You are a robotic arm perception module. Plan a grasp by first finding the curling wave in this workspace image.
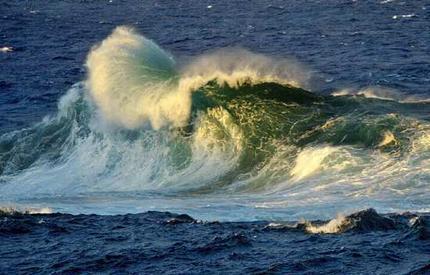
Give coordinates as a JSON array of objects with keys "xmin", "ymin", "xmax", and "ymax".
[{"xmin": 0, "ymin": 26, "xmax": 430, "ymax": 220}]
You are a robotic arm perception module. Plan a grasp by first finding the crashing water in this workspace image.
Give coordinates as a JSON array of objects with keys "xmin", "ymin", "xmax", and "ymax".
[
  {"xmin": 2, "ymin": 0, "xmax": 430, "ymax": 273},
  {"xmin": 1, "ymin": 27, "xmax": 430, "ymax": 221}
]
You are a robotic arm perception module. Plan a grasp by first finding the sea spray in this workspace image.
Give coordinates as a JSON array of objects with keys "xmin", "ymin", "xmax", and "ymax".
[{"xmin": 0, "ymin": 27, "xmax": 430, "ymax": 220}]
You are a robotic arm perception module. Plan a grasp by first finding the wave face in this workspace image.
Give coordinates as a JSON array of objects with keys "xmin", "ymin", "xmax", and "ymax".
[{"xmin": 1, "ymin": 27, "xmax": 430, "ymax": 221}]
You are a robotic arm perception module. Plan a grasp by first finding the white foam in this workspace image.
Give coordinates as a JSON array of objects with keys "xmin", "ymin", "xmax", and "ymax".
[
  {"xmin": 305, "ymin": 215, "xmax": 350, "ymax": 234},
  {"xmin": 377, "ymin": 131, "xmax": 396, "ymax": 147},
  {"xmin": 290, "ymin": 146, "xmax": 339, "ymax": 181},
  {"xmin": 86, "ymin": 26, "xmax": 311, "ymax": 130},
  {"xmin": 392, "ymin": 14, "xmax": 416, "ymax": 19},
  {"xmin": 0, "ymin": 46, "xmax": 13, "ymax": 53},
  {"xmin": 179, "ymin": 47, "xmax": 311, "ymax": 93},
  {"xmin": 0, "ymin": 206, "xmax": 53, "ymax": 215},
  {"xmin": 86, "ymin": 26, "xmax": 191, "ymax": 130},
  {"xmin": 332, "ymin": 86, "xmax": 430, "ymax": 103},
  {"xmin": 1, "ymin": 26, "xmax": 430, "ymax": 221}
]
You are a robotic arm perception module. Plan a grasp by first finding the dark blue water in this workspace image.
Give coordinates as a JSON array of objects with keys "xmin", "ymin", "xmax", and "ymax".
[
  {"xmin": 0, "ymin": 209, "xmax": 429, "ymax": 274},
  {"xmin": 1, "ymin": 0, "xmax": 430, "ymax": 273}
]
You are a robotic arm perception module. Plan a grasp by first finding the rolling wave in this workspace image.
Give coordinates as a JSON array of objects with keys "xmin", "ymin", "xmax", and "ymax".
[{"xmin": 0, "ymin": 26, "xmax": 430, "ymax": 220}]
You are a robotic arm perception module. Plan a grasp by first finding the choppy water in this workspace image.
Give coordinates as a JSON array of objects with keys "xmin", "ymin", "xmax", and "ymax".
[
  {"xmin": 1, "ymin": 0, "xmax": 430, "ymax": 273},
  {"xmin": 0, "ymin": 209, "xmax": 429, "ymax": 274}
]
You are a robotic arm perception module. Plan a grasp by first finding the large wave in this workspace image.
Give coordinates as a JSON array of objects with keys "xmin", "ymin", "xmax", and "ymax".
[
  {"xmin": 86, "ymin": 27, "xmax": 311, "ymax": 130},
  {"xmin": 1, "ymin": 26, "xmax": 429, "ymax": 220}
]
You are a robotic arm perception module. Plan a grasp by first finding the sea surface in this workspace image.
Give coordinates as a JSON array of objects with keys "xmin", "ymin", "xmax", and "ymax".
[{"xmin": 1, "ymin": 0, "xmax": 430, "ymax": 273}]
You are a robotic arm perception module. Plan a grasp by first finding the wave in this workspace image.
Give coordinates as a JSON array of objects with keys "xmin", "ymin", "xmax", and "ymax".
[
  {"xmin": 2, "ymin": 207, "xmax": 428, "ymax": 238},
  {"xmin": 0, "ymin": 206, "xmax": 53, "ymax": 215},
  {"xmin": 1, "ymin": 26, "xmax": 430, "ymax": 219},
  {"xmin": 86, "ymin": 27, "xmax": 189, "ymax": 130},
  {"xmin": 332, "ymin": 86, "xmax": 430, "ymax": 103},
  {"xmin": 267, "ymin": 208, "xmax": 430, "ymax": 238},
  {"xmin": 86, "ymin": 27, "xmax": 312, "ymax": 130},
  {"xmin": 1, "ymin": 208, "xmax": 428, "ymax": 274}
]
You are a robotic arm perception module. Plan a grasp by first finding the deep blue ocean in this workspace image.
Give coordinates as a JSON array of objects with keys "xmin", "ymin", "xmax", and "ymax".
[{"xmin": 1, "ymin": 0, "xmax": 430, "ymax": 273}]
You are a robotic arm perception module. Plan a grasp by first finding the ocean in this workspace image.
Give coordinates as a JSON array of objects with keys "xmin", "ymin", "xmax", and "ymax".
[{"xmin": 1, "ymin": 0, "xmax": 429, "ymax": 273}]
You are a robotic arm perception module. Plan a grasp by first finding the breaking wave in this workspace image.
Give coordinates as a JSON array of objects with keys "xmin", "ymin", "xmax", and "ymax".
[
  {"xmin": 86, "ymin": 27, "xmax": 311, "ymax": 130},
  {"xmin": 267, "ymin": 208, "xmax": 430, "ymax": 238},
  {"xmin": 1, "ymin": 26, "xmax": 430, "ymax": 220},
  {"xmin": 332, "ymin": 86, "xmax": 430, "ymax": 103}
]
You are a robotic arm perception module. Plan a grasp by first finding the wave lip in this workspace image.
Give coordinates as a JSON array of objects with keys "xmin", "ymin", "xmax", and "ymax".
[
  {"xmin": 178, "ymin": 47, "xmax": 312, "ymax": 93},
  {"xmin": 86, "ymin": 26, "xmax": 191, "ymax": 130},
  {"xmin": 316, "ymin": 209, "xmax": 393, "ymax": 233},
  {"xmin": 86, "ymin": 26, "xmax": 313, "ymax": 130},
  {"xmin": 305, "ymin": 209, "xmax": 396, "ymax": 234}
]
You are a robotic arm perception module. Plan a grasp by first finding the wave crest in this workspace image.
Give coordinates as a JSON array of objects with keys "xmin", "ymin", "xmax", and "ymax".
[
  {"xmin": 86, "ymin": 26, "xmax": 191, "ymax": 130},
  {"xmin": 332, "ymin": 86, "xmax": 430, "ymax": 103},
  {"xmin": 86, "ymin": 27, "xmax": 312, "ymax": 130},
  {"xmin": 178, "ymin": 47, "xmax": 311, "ymax": 93}
]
